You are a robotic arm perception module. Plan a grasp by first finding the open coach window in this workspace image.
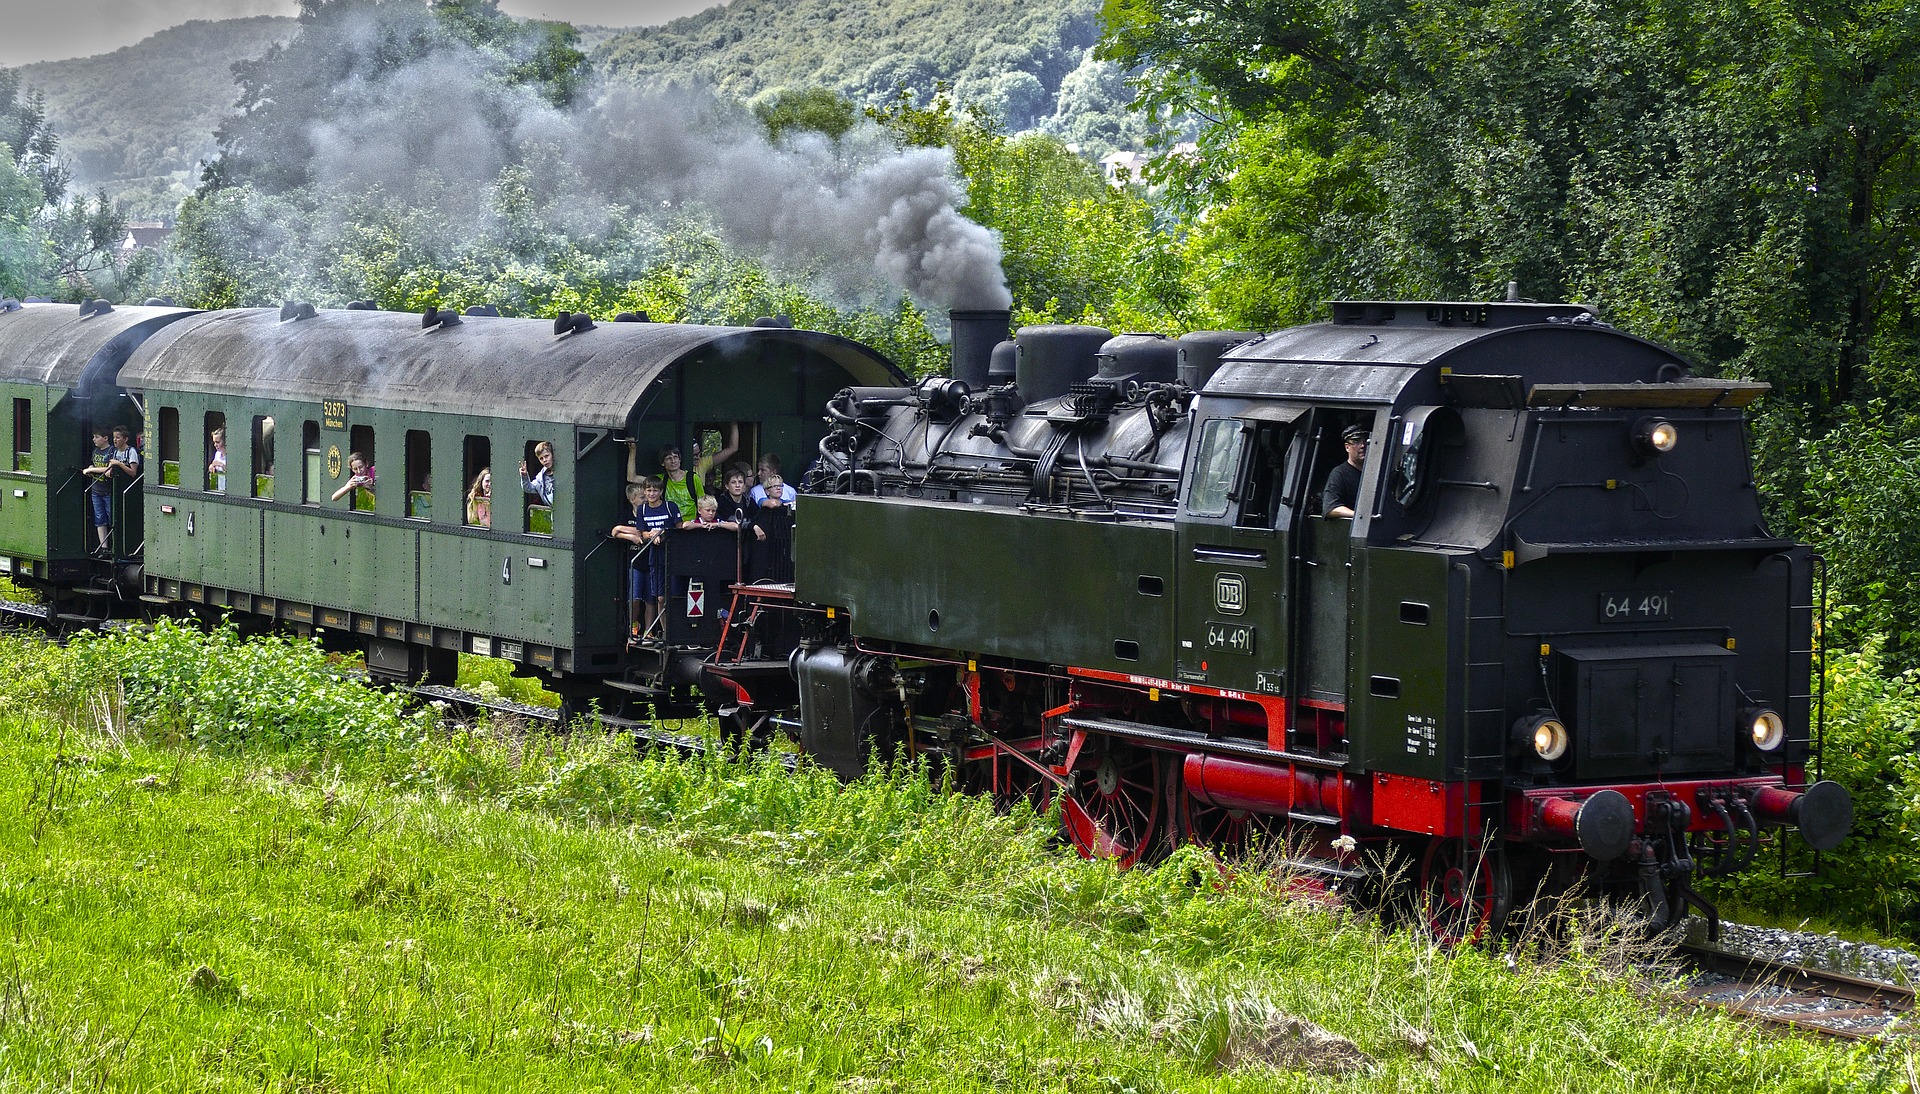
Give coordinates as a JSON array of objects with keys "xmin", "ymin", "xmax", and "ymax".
[
  {"xmin": 252, "ymin": 416, "xmax": 274, "ymax": 500},
  {"xmin": 347, "ymin": 424, "xmax": 376, "ymax": 512},
  {"xmin": 302, "ymin": 421, "xmax": 321, "ymax": 504},
  {"xmin": 156, "ymin": 406, "xmax": 179, "ymax": 486},
  {"xmin": 406, "ymin": 429, "xmax": 430, "ymax": 520},
  {"xmin": 205, "ymin": 410, "xmax": 226, "ymax": 492},
  {"xmin": 12, "ymin": 397, "xmax": 30, "ymax": 472},
  {"xmin": 524, "ymin": 438, "xmax": 555, "ymax": 535},
  {"xmin": 463, "ymin": 435, "xmax": 491, "ymax": 528}
]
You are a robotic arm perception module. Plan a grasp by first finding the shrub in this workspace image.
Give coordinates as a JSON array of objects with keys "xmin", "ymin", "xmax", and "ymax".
[{"xmin": 1713, "ymin": 635, "xmax": 1920, "ymax": 937}]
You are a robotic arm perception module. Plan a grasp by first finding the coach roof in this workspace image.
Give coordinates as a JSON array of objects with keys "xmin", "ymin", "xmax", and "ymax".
[
  {"xmin": 120, "ymin": 308, "xmax": 908, "ymax": 427},
  {"xmin": 0, "ymin": 302, "xmax": 196, "ymax": 398}
]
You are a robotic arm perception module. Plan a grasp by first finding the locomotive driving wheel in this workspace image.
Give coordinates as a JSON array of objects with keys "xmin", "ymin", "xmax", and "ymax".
[
  {"xmin": 1059, "ymin": 745, "xmax": 1164, "ymax": 867},
  {"xmin": 1417, "ymin": 837, "xmax": 1512, "ymax": 946}
]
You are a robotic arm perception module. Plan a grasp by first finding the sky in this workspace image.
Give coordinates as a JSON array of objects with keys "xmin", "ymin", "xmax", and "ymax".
[{"xmin": 0, "ymin": 0, "xmax": 719, "ymax": 67}]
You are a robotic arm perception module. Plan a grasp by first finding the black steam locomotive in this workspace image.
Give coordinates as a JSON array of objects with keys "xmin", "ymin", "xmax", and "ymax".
[{"xmin": 708, "ymin": 300, "xmax": 1852, "ymax": 938}]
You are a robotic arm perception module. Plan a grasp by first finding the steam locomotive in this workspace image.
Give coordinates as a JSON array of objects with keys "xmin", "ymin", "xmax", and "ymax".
[
  {"xmin": 713, "ymin": 300, "xmax": 1853, "ymax": 938},
  {"xmin": 0, "ymin": 294, "xmax": 1850, "ymax": 937}
]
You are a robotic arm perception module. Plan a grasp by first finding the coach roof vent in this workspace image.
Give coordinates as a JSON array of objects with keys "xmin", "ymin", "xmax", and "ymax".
[
  {"xmin": 143, "ymin": 296, "xmax": 175, "ymax": 307},
  {"xmin": 345, "ymin": 299, "xmax": 379, "ymax": 310},
  {"xmin": 278, "ymin": 301, "xmax": 318, "ymax": 322},
  {"xmin": 421, "ymin": 306, "xmax": 463, "ymax": 330},
  {"xmin": 0, "ymin": 298, "xmax": 20, "ymax": 314},
  {"xmin": 463, "ymin": 304, "xmax": 500, "ymax": 317},
  {"xmin": 614, "ymin": 310, "xmax": 650, "ymax": 323},
  {"xmin": 752, "ymin": 314, "xmax": 794, "ymax": 328},
  {"xmin": 553, "ymin": 311, "xmax": 595, "ymax": 337},
  {"xmin": 79, "ymin": 299, "xmax": 114, "ymax": 318}
]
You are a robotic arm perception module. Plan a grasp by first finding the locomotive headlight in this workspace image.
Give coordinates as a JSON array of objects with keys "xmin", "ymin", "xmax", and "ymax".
[
  {"xmin": 1633, "ymin": 417, "xmax": 1679, "ymax": 455},
  {"xmin": 1747, "ymin": 707, "xmax": 1786, "ymax": 752},
  {"xmin": 1527, "ymin": 716, "xmax": 1570, "ymax": 762}
]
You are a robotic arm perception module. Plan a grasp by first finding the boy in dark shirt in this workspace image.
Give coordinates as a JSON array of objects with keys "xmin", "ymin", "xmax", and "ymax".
[
  {"xmin": 80, "ymin": 429, "xmax": 113, "ymax": 556},
  {"xmin": 611, "ymin": 477, "xmax": 680, "ymax": 643}
]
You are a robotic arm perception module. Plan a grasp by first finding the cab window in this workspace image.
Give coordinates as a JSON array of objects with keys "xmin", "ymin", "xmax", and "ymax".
[{"xmin": 1186, "ymin": 419, "xmax": 1244, "ymax": 518}]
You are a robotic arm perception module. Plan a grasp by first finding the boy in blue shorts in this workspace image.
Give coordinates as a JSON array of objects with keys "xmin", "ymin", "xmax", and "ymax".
[
  {"xmin": 80, "ymin": 428, "xmax": 113, "ymax": 556},
  {"xmin": 611, "ymin": 477, "xmax": 679, "ymax": 643}
]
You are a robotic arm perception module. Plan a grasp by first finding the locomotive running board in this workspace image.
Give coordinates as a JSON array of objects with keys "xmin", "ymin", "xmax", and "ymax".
[{"xmin": 1058, "ymin": 714, "xmax": 1346, "ymax": 771}]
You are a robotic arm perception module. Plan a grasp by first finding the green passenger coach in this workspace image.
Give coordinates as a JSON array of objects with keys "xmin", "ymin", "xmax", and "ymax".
[
  {"xmin": 0, "ymin": 300, "xmax": 194, "ymax": 596},
  {"xmin": 119, "ymin": 307, "xmax": 902, "ymax": 715}
]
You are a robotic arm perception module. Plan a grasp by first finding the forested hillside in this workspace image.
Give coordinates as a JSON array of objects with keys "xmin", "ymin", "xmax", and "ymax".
[
  {"xmin": 19, "ymin": 17, "xmax": 295, "ymax": 217},
  {"xmin": 594, "ymin": 0, "xmax": 1134, "ymax": 139}
]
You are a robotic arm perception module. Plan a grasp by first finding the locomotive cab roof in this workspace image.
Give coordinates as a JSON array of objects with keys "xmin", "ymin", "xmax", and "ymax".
[
  {"xmin": 0, "ymin": 302, "xmax": 196, "ymax": 401},
  {"xmin": 120, "ymin": 307, "xmax": 907, "ymax": 427},
  {"xmin": 1206, "ymin": 300, "xmax": 1767, "ymax": 409}
]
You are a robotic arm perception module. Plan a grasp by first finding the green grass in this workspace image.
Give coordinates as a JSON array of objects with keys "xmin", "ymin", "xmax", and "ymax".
[
  {"xmin": 456, "ymin": 653, "xmax": 563, "ymax": 709},
  {"xmin": 0, "ymin": 626, "xmax": 1910, "ymax": 1090}
]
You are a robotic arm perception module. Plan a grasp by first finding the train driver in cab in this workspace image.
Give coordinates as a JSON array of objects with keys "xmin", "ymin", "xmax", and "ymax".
[{"xmin": 1322, "ymin": 424, "xmax": 1369, "ymax": 518}]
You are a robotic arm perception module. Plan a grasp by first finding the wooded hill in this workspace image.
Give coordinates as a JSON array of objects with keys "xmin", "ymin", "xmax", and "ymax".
[
  {"xmin": 593, "ymin": 0, "xmax": 1101, "ymax": 132},
  {"xmin": 18, "ymin": 17, "xmax": 295, "ymax": 217},
  {"xmin": 15, "ymin": 0, "xmax": 1125, "ymax": 219}
]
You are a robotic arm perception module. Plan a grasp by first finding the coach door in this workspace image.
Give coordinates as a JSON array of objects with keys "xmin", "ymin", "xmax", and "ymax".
[{"xmin": 1174, "ymin": 405, "xmax": 1305, "ymax": 715}]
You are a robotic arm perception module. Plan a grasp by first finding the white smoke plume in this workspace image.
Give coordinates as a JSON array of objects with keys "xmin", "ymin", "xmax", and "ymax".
[{"xmin": 270, "ymin": 7, "xmax": 1012, "ymax": 316}]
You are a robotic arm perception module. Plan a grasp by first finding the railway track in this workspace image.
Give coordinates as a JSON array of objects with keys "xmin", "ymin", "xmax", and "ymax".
[{"xmin": 1678, "ymin": 942, "xmax": 1915, "ymax": 1041}]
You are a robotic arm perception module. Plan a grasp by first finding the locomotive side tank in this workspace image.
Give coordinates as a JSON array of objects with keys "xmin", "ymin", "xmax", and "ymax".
[{"xmin": 780, "ymin": 300, "xmax": 1849, "ymax": 935}]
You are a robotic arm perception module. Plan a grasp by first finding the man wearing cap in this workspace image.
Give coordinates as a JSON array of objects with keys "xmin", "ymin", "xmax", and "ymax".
[{"xmin": 1322, "ymin": 425, "xmax": 1370, "ymax": 518}]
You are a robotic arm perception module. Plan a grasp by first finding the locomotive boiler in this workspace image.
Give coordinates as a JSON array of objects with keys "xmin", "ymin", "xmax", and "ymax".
[{"xmin": 713, "ymin": 299, "xmax": 1852, "ymax": 937}]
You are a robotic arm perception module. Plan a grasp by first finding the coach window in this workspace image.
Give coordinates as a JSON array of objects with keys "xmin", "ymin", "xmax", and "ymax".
[
  {"xmin": 1186, "ymin": 419, "xmax": 1244, "ymax": 519},
  {"xmin": 523, "ymin": 438, "xmax": 555, "ymax": 535},
  {"xmin": 302, "ymin": 420, "xmax": 322, "ymax": 504},
  {"xmin": 405, "ymin": 429, "xmax": 431, "ymax": 520},
  {"xmin": 11, "ymin": 397, "xmax": 29, "ymax": 472},
  {"xmin": 463, "ymin": 435, "xmax": 491, "ymax": 528},
  {"xmin": 157, "ymin": 406, "xmax": 180, "ymax": 487},
  {"xmin": 205, "ymin": 411, "xmax": 227, "ymax": 492},
  {"xmin": 252, "ymin": 416, "xmax": 275, "ymax": 500},
  {"xmin": 345, "ymin": 424, "xmax": 376, "ymax": 513}
]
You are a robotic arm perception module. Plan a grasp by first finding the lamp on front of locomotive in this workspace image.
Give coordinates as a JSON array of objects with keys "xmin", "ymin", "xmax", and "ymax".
[
  {"xmin": 1744, "ymin": 706, "xmax": 1786, "ymax": 752},
  {"xmin": 1632, "ymin": 416, "xmax": 1679, "ymax": 456},
  {"xmin": 1514, "ymin": 713, "xmax": 1571, "ymax": 766}
]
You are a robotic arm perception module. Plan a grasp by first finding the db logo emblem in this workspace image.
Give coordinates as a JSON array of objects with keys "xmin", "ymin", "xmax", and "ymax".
[{"xmin": 1214, "ymin": 573, "xmax": 1246, "ymax": 615}]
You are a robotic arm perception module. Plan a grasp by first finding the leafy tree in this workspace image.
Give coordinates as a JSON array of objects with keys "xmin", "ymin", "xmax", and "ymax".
[
  {"xmin": 1100, "ymin": 0, "xmax": 1920, "ymax": 414},
  {"xmin": 1, "ymin": 68, "xmax": 69, "ymax": 206},
  {"xmin": 752, "ymin": 87, "xmax": 860, "ymax": 143},
  {"xmin": 0, "ymin": 144, "xmax": 49, "ymax": 296},
  {"xmin": 44, "ymin": 189, "xmax": 131, "ymax": 299}
]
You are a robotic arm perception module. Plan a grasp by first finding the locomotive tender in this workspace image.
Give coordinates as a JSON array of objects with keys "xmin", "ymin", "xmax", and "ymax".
[{"xmin": 0, "ymin": 294, "xmax": 1850, "ymax": 935}]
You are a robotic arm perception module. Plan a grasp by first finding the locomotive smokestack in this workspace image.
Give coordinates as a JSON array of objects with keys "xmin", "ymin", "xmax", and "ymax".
[{"xmin": 949, "ymin": 309, "xmax": 1011, "ymax": 390}]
